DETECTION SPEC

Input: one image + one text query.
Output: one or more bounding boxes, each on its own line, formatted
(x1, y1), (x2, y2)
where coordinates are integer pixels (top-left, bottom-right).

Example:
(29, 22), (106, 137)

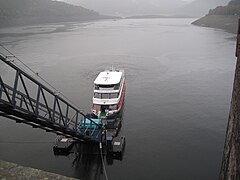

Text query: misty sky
(59, 0), (229, 16)
(59, 0), (190, 15)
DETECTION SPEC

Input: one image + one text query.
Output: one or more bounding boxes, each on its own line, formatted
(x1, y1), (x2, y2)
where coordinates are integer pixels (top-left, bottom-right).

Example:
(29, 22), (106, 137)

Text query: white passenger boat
(92, 69), (126, 118)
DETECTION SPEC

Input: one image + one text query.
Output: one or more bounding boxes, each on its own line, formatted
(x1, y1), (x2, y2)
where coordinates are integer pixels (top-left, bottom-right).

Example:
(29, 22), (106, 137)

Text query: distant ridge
(0, 0), (118, 28)
(125, 14), (194, 19)
(192, 0), (240, 34)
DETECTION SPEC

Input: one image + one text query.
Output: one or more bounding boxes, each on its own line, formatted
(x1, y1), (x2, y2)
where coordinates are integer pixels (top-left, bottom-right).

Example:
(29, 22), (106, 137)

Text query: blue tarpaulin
(80, 118), (102, 128)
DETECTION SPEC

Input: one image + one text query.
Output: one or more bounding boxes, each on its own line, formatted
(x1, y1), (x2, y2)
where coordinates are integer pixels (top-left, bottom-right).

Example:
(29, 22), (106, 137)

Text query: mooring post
(219, 19), (240, 180)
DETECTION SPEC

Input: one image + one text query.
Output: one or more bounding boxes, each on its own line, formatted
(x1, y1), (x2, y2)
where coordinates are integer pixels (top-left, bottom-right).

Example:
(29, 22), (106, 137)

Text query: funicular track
(0, 53), (103, 143)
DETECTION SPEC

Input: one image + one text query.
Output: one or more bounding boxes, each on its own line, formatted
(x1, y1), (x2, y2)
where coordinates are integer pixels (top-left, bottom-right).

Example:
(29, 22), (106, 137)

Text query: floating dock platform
(53, 136), (75, 155)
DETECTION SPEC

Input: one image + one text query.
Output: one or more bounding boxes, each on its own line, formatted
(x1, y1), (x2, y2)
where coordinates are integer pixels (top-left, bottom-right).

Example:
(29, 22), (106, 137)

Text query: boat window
(114, 83), (120, 90)
(95, 85), (99, 90)
(109, 105), (117, 110)
(99, 85), (114, 88)
(93, 104), (101, 111)
(94, 93), (100, 98)
(101, 93), (110, 99)
(110, 93), (118, 99)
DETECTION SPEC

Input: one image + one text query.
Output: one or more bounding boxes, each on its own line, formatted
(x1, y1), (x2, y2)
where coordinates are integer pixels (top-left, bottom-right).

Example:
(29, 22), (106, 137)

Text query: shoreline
(192, 15), (239, 34)
(0, 160), (78, 180)
(0, 16), (119, 29)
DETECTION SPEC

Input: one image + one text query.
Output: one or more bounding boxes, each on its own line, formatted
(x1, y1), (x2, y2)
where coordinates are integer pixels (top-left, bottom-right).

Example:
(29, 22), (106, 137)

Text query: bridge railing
(0, 53), (103, 142)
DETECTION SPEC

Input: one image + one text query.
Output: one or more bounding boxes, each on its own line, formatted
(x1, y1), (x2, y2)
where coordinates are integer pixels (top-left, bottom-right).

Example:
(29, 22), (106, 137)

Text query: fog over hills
(61, 0), (189, 16)
(176, 0), (229, 17)
(61, 0), (230, 17)
(0, 0), (233, 28)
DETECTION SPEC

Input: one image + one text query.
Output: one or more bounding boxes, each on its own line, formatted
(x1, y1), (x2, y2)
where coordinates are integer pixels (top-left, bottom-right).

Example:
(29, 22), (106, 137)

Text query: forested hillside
(208, 0), (240, 15)
(192, 0), (240, 34)
(0, 0), (112, 27)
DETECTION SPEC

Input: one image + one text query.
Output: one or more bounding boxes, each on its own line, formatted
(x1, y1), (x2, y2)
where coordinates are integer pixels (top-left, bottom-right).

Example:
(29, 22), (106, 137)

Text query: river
(0, 18), (236, 180)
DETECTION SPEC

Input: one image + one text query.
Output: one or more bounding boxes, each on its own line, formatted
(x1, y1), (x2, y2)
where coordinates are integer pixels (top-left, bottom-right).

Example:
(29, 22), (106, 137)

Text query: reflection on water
(53, 141), (126, 180)
(70, 144), (104, 180)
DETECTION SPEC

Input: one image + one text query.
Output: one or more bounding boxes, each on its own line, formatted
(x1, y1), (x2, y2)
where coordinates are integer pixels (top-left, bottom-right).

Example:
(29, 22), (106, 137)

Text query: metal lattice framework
(0, 54), (103, 142)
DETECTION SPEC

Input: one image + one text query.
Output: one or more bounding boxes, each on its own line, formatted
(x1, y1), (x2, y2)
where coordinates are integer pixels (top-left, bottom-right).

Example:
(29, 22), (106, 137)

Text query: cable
(0, 44), (88, 114)
(99, 142), (109, 180)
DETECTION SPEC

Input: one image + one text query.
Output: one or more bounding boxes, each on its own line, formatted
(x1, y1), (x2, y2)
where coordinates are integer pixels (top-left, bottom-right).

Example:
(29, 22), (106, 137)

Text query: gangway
(0, 53), (103, 143)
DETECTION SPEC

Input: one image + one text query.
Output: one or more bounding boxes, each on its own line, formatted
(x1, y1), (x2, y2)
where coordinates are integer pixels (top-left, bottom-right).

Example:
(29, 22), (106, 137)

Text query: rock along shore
(0, 160), (78, 180)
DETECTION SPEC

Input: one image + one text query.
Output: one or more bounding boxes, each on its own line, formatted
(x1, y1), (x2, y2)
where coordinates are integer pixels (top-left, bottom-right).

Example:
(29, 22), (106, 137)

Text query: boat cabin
(92, 70), (125, 118)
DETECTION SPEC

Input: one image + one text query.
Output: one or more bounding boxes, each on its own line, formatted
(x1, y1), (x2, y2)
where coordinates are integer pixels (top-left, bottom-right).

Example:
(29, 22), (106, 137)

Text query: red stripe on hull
(116, 80), (126, 113)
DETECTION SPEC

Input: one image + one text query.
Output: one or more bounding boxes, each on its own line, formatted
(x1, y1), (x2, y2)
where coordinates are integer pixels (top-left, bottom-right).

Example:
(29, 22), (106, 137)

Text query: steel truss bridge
(0, 53), (103, 143)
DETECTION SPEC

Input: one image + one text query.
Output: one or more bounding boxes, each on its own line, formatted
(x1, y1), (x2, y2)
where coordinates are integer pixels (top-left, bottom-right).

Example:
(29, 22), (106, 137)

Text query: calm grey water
(0, 18), (236, 180)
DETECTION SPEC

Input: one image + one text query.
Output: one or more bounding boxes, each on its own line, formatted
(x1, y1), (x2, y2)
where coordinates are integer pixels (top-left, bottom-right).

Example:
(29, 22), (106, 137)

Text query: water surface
(0, 18), (236, 180)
